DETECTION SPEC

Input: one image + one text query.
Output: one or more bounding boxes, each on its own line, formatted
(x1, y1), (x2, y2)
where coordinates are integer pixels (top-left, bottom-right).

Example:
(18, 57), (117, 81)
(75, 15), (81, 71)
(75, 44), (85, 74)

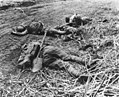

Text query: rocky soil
(0, 0), (119, 97)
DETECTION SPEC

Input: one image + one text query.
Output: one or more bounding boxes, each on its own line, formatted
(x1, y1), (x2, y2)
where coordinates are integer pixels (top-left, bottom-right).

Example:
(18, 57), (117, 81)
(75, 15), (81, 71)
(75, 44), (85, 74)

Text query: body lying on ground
(11, 14), (92, 38)
(17, 41), (101, 77)
(65, 13), (92, 27)
(18, 41), (86, 77)
(11, 21), (84, 41)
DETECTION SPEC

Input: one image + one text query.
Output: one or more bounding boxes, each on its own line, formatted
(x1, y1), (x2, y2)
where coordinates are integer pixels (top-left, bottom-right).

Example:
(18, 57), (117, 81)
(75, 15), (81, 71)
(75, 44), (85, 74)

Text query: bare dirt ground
(0, 0), (119, 97)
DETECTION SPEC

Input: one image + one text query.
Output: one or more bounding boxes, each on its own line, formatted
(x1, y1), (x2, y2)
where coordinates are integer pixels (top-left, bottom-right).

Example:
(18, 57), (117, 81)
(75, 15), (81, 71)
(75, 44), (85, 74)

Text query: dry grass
(0, 0), (119, 97)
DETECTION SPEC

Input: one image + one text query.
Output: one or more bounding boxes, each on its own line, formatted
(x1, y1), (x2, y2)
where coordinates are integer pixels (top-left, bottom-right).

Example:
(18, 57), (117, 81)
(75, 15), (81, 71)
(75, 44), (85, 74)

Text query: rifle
(32, 29), (47, 72)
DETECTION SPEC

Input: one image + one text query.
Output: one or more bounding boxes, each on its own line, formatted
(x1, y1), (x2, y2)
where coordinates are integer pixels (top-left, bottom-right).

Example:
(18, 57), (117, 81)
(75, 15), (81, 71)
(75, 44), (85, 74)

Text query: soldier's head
(71, 15), (82, 25)
(27, 21), (44, 34)
(66, 14), (83, 26)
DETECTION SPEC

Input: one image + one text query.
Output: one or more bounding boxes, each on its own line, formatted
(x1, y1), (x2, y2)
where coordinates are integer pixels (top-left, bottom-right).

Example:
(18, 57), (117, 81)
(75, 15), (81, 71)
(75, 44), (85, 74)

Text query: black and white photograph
(0, 0), (119, 97)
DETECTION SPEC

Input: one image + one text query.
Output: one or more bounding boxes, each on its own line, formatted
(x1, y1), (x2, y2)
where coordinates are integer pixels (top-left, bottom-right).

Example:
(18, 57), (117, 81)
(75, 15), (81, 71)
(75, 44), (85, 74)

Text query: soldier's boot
(52, 60), (81, 77)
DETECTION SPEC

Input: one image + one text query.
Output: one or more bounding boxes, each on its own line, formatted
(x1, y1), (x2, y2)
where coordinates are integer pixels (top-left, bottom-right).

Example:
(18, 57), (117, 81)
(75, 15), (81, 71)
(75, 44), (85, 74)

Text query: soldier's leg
(63, 55), (85, 66)
(51, 47), (85, 66)
(44, 46), (85, 66)
(50, 59), (81, 77)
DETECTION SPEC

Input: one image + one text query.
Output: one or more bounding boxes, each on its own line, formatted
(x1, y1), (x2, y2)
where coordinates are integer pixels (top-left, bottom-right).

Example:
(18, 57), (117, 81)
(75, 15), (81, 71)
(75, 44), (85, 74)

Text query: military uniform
(11, 21), (79, 37)
(18, 41), (85, 77)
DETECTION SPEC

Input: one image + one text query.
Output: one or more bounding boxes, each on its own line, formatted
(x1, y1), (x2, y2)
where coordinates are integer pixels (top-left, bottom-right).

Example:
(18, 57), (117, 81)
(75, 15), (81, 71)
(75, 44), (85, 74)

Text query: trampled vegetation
(0, 0), (119, 97)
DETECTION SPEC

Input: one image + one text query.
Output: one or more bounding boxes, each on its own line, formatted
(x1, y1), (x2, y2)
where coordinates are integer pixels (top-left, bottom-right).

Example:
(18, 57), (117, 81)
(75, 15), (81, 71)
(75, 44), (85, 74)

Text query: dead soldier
(65, 13), (92, 27)
(11, 14), (92, 39)
(17, 41), (85, 77)
(11, 20), (81, 39)
(11, 21), (44, 36)
(48, 13), (92, 40)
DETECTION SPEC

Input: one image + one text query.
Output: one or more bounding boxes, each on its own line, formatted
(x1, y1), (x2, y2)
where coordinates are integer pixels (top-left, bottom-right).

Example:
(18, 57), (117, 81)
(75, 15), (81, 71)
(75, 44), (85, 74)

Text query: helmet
(11, 25), (28, 36)
(16, 25), (26, 33)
